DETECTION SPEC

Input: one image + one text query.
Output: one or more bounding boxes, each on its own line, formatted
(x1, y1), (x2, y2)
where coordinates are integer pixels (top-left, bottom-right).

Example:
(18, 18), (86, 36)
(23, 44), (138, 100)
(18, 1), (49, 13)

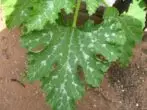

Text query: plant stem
(72, 0), (82, 28)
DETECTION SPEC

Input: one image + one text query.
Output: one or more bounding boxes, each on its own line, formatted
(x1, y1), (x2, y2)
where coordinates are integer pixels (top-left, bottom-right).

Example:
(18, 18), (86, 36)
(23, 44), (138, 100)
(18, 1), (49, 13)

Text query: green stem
(72, 0), (82, 28)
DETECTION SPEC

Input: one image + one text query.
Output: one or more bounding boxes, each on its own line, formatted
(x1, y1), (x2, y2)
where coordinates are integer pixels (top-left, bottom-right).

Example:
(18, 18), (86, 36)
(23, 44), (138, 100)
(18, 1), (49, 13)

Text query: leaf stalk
(72, 0), (82, 28)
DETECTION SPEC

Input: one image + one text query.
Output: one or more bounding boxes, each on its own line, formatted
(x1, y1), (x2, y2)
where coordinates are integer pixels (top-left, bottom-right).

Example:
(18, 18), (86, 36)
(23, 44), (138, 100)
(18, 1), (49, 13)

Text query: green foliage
(1, 0), (17, 17)
(83, 0), (100, 15)
(126, 0), (146, 28)
(2, 0), (104, 32)
(2, 0), (146, 110)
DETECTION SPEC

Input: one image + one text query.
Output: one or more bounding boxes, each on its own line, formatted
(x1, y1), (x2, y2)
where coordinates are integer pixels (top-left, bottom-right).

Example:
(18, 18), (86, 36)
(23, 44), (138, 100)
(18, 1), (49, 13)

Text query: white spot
(88, 33), (92, 36)
(96, 62), (100, 65)
(29, 40), (32, 43)
(108, 19), (111, 22)
(74, 57), (78, 63)
(48, 1), (54, 9)
(88, 43), (94, 48)
(60, 84), (67, 94)
(102, 44), (106, 48)
(48, 55), (50, 58)
(41, 60), (47, 66)
(110, 52), (114, 55)
(50, 32), (53, 37)
(52, 75), (58, 80)
(35, 38), (39, 42)
(67, 96), (70, 101)
(99, 26), (103, 30)
(88, 67), (94, 72)
(72, 82), (77, 87)
(110, 24), (115, 29)
(21, 10), (24, 15)
(104, 33), (109, 38)
(53, 45), (57, 50)
(64, 79), (67, 83)
(42, 33), (47, 36)
(46, 41), (50, 44)
(38, 18), (41, 23)
(83, 52), (89, 60)
(119, 35), (123, 39)
(112, 33), (116, 36)
(67, 63), (72, 72)
(91, 39), (96, 43)
(61, 84), (65, 90)
(93, 31), (97, 34)
(59, 53), (63, 56)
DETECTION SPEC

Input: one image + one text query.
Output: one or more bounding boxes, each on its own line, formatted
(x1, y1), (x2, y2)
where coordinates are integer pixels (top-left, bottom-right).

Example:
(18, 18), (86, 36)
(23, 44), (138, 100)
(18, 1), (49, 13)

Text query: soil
(0, 8), (147, 110)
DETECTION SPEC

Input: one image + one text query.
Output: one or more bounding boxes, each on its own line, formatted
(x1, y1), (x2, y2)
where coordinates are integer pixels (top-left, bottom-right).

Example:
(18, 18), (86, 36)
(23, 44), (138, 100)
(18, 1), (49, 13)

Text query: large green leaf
(5, 0), (33, 29)
(3, 0), (108, 32)
(126, 0), (146, 28)
(104, 7), (143, 66)
(1, 0), (17, 18)
(83, 0), (99, 15)
(4, 0), (75, 32)
(21, 8), (143, 110)
(118, 15), (143, 66)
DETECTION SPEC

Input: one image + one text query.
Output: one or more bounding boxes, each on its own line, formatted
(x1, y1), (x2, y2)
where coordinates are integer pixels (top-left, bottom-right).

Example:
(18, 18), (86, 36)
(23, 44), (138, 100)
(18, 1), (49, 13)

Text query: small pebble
(136, 103), (139, 107)
(121, 89), (125, 92)
(93, 104), (97, 108)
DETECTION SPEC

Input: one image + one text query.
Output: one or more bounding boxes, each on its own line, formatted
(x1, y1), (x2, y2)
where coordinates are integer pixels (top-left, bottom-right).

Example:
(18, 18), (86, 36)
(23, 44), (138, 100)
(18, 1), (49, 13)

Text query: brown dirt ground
(0, 8), (147, 110)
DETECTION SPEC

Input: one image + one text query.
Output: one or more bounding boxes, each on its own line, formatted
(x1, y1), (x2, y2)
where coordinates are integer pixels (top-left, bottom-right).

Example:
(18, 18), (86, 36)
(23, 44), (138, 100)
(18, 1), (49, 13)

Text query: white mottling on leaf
(88, 67), (94, 72)
(99, 26), (104, 30)
(52, 75), (59, 80)
(91, 39), (96, 43)
(72, 82), (78, 87)
(46, 41), (50, 44)
(88, 33), (92, 36)
(112, 33), (116, 36)
(35, 38), (39, 42)
(74, 57), (78, 63)
(111, 52), (114, 55)
(53, 45), (57, 50)
(102, 44), (106, 47)
(104, 33), (109, 38)
(88, 43), (94, 48)
(83, 52), (89, 60)
(59, 53), (63, 56)
(48, 55), (50, 58)
(42, 33), (47, 36)
(41, 60), (47, 66)
(67, 96), (70, 101)
(48, 1), (54, 9)
(67, 62), (72, 73)
(50, 32), (53, 37)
